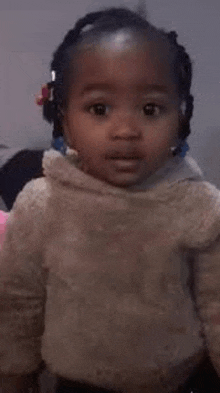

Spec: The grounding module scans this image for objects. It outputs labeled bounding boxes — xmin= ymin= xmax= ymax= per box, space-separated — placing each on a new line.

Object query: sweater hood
xmin=42 ymin=148 xmax=204 ymax=196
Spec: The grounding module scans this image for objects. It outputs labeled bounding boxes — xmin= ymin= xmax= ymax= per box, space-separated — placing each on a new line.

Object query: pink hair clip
xmin=35 ymin=84 xmax=51 ymax=106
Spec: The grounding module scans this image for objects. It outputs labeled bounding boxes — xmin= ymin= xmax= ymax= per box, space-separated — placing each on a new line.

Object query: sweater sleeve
xmin=194 ymin=237 xmax=220 ymax=377
xmin=0 ymin=178 xmax=48 ymax=375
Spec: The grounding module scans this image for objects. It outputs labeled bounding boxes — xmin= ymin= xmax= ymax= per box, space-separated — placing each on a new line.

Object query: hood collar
xmin=42 ymin=148 xmax=203 ymax=196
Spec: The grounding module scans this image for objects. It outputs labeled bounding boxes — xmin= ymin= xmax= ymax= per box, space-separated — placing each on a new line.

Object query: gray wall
xmin=0 ymin=0 xmax=220 ymax=211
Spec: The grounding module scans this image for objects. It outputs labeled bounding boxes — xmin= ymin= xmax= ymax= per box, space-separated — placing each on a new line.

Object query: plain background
xmin=0 ymin=0 xmax=220 ymax=211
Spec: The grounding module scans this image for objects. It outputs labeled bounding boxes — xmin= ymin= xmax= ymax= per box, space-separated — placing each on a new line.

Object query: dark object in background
xmin=180 ymin=357 xmax=220 ymax=393
xmin=0 ymin=149 xmax=44 ymax=210
xmin=53 ymin=358 xmax=220 ymax=393
xmin=56 ymin=378 xmax=122 ymax=393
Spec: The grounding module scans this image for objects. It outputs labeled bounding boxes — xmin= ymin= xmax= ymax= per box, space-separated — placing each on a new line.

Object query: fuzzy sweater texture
xmin=1 ymin=150 xmax=220 ymax=393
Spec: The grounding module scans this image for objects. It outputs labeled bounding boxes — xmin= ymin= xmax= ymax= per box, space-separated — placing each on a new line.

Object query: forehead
xmin=69 ymin=30 xmax=175 ymax=95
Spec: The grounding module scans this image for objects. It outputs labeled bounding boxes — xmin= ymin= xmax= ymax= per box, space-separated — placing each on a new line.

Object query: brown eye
xmin=89 ymin=104 xmax=108 ymax=116
xmin=143 ymin=104 xmax=161 ymax=116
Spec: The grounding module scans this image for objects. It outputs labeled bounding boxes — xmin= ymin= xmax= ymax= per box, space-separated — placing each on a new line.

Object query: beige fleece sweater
xmin=1 ymin=149 xmax=220 ymax=393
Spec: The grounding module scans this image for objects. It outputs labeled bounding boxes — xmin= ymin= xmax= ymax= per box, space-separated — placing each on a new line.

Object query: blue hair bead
xmin=179 ymin=141 xmax=189 ymax=158
xmin=51 ymin=136 xmax=67 ymax=155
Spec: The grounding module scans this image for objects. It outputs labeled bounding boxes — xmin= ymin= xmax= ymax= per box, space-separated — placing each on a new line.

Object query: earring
xmin=170 ymin=146 xmax=178 ymax=156
xmin=66 ymin=146 xmax=79 ymax=157
xmin=170 ymin=141 xmax=189 ymax=158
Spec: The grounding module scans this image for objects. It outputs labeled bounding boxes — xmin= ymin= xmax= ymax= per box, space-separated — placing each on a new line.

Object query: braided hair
xmin=43 ymin=7 xmax=193 ymax=156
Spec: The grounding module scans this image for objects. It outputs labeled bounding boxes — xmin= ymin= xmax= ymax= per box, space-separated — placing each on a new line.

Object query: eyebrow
xmin=136 ymin=84 xmax=170 ymax=94
xmin=80 ymin=83 xmax=115 ymax=96
xmin=80 ymin=83 xmax=170 ymax=96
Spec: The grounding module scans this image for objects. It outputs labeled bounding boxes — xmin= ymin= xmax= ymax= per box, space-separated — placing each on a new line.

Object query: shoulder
xmin=5 ymin=177 xmax=50 ymax=247
xmin=12 ymin=177 xmax=49 ymax=213
xmin=176 ymin=179 xmax=220 ymax=207
xmin=175 ymin=180 xmax=220 ymax=249
xmin=182 ymin=180 xmax=220 ymax=211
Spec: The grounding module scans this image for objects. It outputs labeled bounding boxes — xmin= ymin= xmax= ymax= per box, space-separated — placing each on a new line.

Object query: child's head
xmin=43 ymin=7 xmax=193 ymax=187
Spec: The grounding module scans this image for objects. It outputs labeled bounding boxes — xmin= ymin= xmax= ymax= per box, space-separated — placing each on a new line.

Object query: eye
xmin=143 ymin=103 xmax=161 ymax=117
xmin=89 ymin=104 xmax=108 ymax=116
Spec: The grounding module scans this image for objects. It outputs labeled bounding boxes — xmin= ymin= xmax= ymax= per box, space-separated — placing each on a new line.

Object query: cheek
xmin=144 ymin=137 xmax=170 ymax=160
xmin=146 ymin=123 xmax=178 ymax=148
xmin=72 ymin=131 xmax=104 ymax=162
xmin=161 ymin=115 xmax=180 ymax=144
xmin=142 ymin=117 xmax=179 ymax=159
xmin=63 ymin=113 xmax=85 ymax=148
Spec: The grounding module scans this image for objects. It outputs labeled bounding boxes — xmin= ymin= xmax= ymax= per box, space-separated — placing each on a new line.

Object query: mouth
xmin=108 ymin=156 xmax=141 ymax=160
xmin=106 ymin=151 xmax=143 ymax=159
xmin=106 ymin=153 xmax=142 ymax=172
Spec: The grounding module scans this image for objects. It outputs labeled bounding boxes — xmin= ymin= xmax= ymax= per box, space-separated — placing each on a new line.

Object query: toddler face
xmin=63 ymin=30 xmax=181 ymax=187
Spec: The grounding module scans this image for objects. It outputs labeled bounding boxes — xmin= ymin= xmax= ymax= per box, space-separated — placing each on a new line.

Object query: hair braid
xmin=166 ymin=30 xmax=194 ymax=144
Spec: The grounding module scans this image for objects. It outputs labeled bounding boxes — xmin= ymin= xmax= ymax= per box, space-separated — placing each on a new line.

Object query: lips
xmin=106 ymin=153 xmax=142 ymax=172
xmin=108 ymin=156 xmax=141 ymax=160
xmin=106 ymin=151 xmax=142 ymax=160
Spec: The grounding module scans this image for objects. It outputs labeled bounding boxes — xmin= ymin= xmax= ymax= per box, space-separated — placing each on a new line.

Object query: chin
xmin=107 ymin=176 xmax=144 ymax=188
xmin=93 ymin=170 xmax=145 ymax=188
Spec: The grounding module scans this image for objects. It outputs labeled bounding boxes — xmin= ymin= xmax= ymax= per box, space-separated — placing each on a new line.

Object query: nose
xmin=110 ymin=115 xmax=141 ymax=140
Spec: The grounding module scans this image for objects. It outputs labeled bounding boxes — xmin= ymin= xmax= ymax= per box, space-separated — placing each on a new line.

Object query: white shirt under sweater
xmin=1 ymin=149 xmax=220 ymax=393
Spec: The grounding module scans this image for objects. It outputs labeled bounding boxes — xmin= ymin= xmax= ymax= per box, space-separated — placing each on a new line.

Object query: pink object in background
xmin=0 ymin=210 xmax=9 ymax=250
